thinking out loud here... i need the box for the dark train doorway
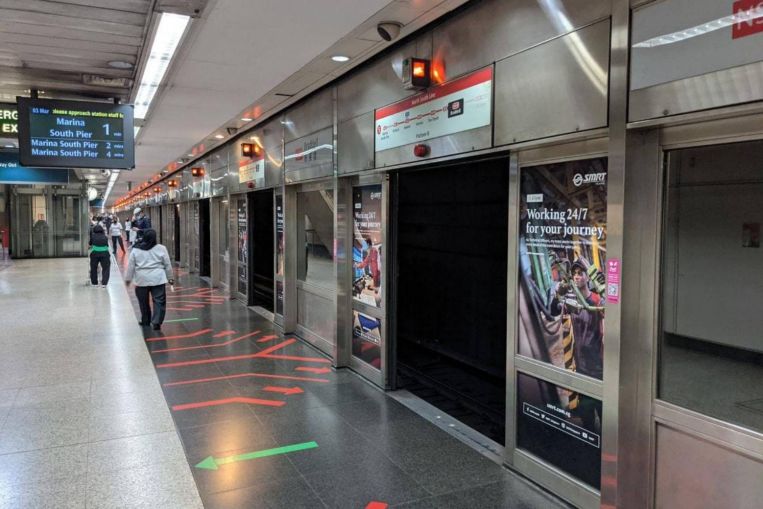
[391,157,508,445]
[199,198,211,277]
[248,189,274,311]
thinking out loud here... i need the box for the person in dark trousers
[131,207,152,244]
[109,216,125,255]
[125,229,174,330]
[88,225,110,288]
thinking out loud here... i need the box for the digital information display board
[17,97,134,170]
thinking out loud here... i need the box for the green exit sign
[0,103,18,137]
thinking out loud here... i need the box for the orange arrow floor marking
[151,330,261,354]
[156,338,331,368]
[263,386,304,395]
[256,335,279,343]
[213,330,237,338]
[163,372,330,387]
[295,367,331,374]
[146,328,214,342]
[172,396,285,411]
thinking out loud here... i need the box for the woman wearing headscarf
[125,229,174,330]
[89,224,110,287]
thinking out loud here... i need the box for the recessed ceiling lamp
[331,55,350,62]
[241,117,253,122]
[108,60,134,69]
[214,134,224,139]
[133,12,191,119]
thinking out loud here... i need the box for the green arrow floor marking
[195,441,318,470]
[164,318,199,323]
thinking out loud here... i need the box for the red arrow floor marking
[263,386,304,395]
[256,335,279,343]
[213,330,237,338]
[163,372,330,387]
[365,503,388,509]
[264,354,332,362]
[157,338,334,368]
[146,328,213,342]
[151,330,261,354]
[172,396,285,411]
[295,367,331,374]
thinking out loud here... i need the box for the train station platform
[0,257,569,509]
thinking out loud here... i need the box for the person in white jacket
[109,216,125,255]
[125,229,174,330]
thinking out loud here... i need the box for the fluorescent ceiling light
[241,117,253,122]
[214,134,224,139]
[134,13,190,119]
[331,55,350,62]
[101,169,121,210]
[634,5,763,48]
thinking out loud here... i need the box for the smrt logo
[573,172,606,187]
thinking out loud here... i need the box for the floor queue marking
[155,339,331,368]
[150,330,261,354]
[213,330,237,338]
[163,318,199,323]
[256,335,279,343]
[365,503,389,509]
[172,396,285,411]
[163,372,330,387]
[195,441,319,470]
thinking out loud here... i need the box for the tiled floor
[1,256,570,509]
[0,257,203,509]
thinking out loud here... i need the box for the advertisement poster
[237,198,247,295]
[352,310,381,369]
[518,158,607,381]
[374,67,492,152]
[352,185,383,307]
[276,195,284,276]
[517,373,602,489]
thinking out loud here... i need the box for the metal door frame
[210,196,229,292]
[284,178,337,359]
[339,173,388,388]
[506,136,609,509]
[232,192,248,302]
[617,112,763,509]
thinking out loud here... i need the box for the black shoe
[139,321,150,326]
[152,323,161,330]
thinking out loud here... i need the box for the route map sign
[17,97,134,169]
[374,66,492,152]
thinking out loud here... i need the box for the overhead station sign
[0,103,17,137]
[17,97,134,169]
[374,66,492,152]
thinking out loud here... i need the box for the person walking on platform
[88,225,111,288]
[131,207,151,244]
[109,216,126,255]
[125,229,174,330]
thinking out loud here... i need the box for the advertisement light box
[16,97,134,170]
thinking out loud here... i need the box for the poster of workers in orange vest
[516,158,607,489]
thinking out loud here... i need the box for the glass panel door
[659,141,763,433]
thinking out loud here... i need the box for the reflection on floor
[120,260,570,508]
[661,336,763,432]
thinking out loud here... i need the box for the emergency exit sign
[0,103,17,136]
